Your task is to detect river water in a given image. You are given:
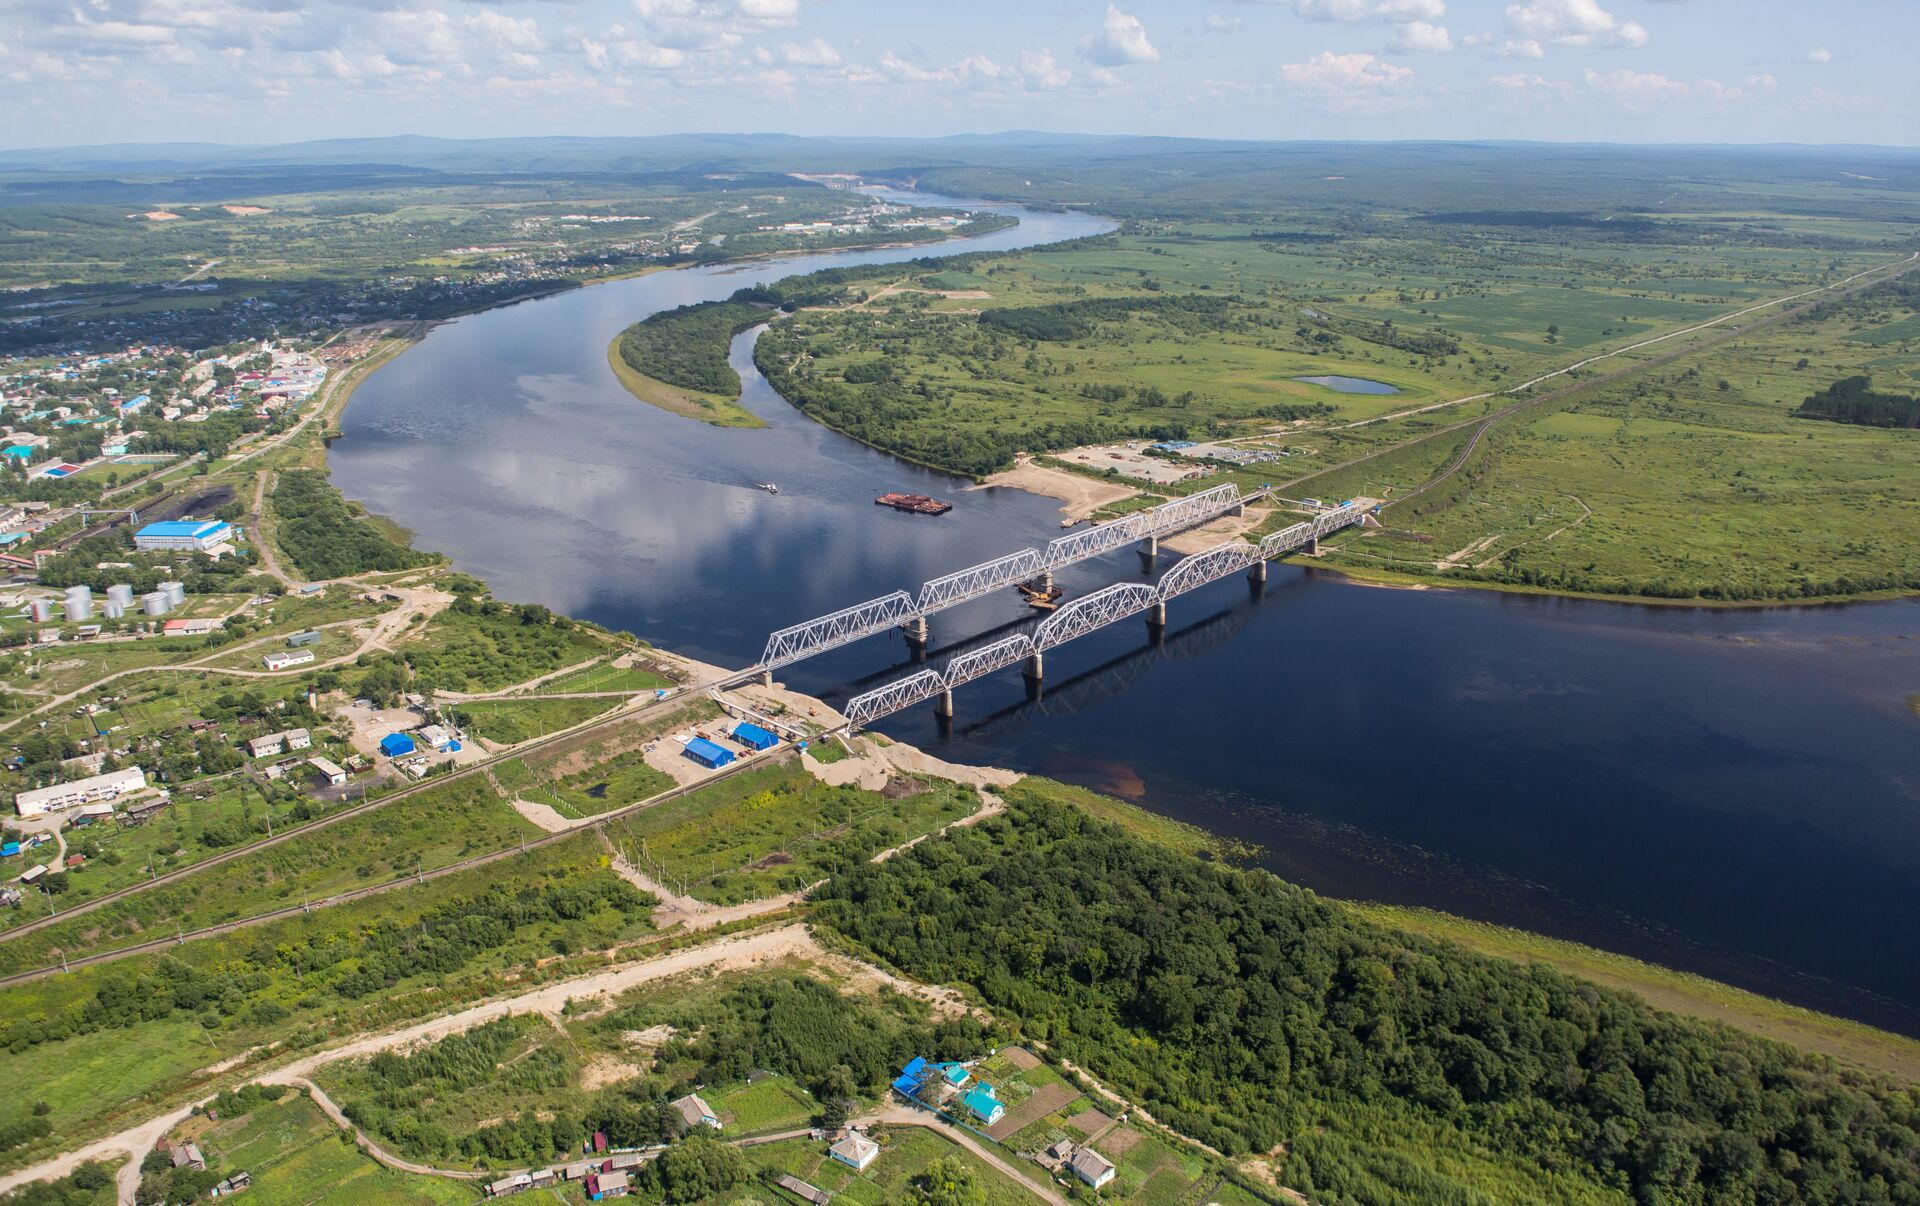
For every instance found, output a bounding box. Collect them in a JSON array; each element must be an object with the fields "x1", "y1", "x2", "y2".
[{"x1": 332, "y1": 193, "x2": 1920, "y2": 1035}]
